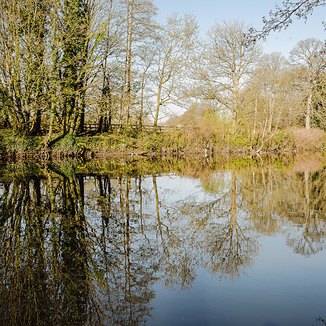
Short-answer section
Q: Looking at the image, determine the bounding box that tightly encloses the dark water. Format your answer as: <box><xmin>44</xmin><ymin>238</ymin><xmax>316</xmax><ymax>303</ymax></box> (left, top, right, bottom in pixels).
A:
<box><xmin>0</xmin><ymin>155</ymin><xmax>326</xmax><ymax>326</ymax></box>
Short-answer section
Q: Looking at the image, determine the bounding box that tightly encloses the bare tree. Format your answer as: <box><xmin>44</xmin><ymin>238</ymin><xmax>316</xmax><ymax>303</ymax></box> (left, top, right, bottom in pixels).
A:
<box><xmin>150</xmin><ymin>13</ymin><xmax>199</xmax><ymax>127</ymax></box>
<box><xmin>194</xmin><ymin>20</ymin><xmax>262</xmax><ymax>132</ymax></box>
<box><xmin>136</xmin><ymin>40</ymin><xmax>157</xmax><ymax>127</ymax></box>
<box><xmin>289</xmin><ymin>38</ymin><xmax>326</xmax><ymax>129</ymax></box>
<box><xmin>118</xmin><ymin>0</ymin><xmax>157</xmax><ymax>126</ymax></box>
<box><xmin>247</xmin><ymin>0</ymin><xmax>325</xmax><ymax>41</ymax></box>
<box><xmin>243</xmin><ymin>52</ymin><xmax>297</xmax><ymax>136</ymax></box>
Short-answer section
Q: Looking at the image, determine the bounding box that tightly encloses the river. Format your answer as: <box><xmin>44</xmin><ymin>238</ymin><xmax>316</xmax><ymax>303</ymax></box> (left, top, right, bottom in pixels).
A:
<box><xmin>0</xmin><ymin>154</ymin><xmax>325</xmax><ymax>325</ymax></box>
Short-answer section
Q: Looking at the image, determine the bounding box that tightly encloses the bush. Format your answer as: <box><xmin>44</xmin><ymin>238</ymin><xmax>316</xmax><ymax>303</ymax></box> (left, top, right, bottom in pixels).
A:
<box><xmin>271</xmin><ymin>130</ymin><xmax>296</xmax><ymax>151</ymax></box>
<box><xmin>0</xmin><ymin>129</ymin><xmax>42</xmax><ymax>152</ymax></box>
<box><xmin>289</xmin><ymin>127</ymin><xmax>326</xmax><ymax>150</ymax></box>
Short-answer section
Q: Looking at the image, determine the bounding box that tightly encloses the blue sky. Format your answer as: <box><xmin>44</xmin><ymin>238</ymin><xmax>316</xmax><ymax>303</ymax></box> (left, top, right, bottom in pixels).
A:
<box><xmin>152</xmin><ymin>0</ymin><xmax>326</xmax><ymax>57</ymax></box>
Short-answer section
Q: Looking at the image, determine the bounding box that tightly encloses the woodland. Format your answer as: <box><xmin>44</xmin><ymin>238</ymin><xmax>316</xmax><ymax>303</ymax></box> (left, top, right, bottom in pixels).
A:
<box><xmin>0</xmin><ymin>0</ymin><xmax>326</xmax><ymax>154</ymax></box>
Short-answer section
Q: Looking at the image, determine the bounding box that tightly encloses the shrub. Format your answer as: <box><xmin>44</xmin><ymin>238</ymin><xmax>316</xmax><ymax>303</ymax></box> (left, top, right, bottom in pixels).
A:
<box><xmin>289</xmin><ymin>127</ymin><xmax>326</xmax><ymax>150</ymax></box>
<box><xmin>0</xmin><ymin>130</ymin><xmax>42</xmax><ymax>152</ymax></box>
<box><xmin>271</xmin><ymin>129</ymin><xmax>296</xmax><ymax>151</ymax></box>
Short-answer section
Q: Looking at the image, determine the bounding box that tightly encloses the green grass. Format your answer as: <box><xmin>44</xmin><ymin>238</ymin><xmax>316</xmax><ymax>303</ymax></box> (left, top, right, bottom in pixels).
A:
<box><xmin>0</xmin><ymin>127</ymin><xmax>325</xmax><ymax>155</ymax></box>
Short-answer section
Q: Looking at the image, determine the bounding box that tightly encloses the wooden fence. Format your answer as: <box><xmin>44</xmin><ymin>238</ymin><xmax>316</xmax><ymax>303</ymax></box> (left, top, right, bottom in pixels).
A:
<box><xmin>83</xmin><ymin>123</ymin><xmax>182</xmax><ymax>133</ymax></box>
<box><xmin>0</xmin><ymin>121</ymin><xmax>183</xmax><ymax>134</ymax></box>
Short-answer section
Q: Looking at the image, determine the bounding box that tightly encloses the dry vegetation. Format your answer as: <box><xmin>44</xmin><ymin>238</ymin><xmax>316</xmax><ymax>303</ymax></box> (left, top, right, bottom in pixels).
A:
<box><xmin>289</xmin><ymin>127</ymin><xmax>326</xmax><ymax>151</ymax></box>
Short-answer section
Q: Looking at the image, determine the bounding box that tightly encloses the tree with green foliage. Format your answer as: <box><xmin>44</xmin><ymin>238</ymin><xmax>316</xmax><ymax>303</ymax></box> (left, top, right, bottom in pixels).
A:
<box><xmin>0</xmin><ymin>0</ymin><xmax>49</xmax><ymax>135</ymax></box>
<box><xmin>61</xmin><ymin>0</ymin><xmax>92</xmax><ymax>135</ymax></box>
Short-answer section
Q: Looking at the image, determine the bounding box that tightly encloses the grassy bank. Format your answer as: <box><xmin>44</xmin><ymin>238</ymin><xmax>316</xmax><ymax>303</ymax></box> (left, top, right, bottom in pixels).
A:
<box><xmin>0</xmin><ymin>127</ymin><xmax>325</xmax><ymax>159</ymax></box>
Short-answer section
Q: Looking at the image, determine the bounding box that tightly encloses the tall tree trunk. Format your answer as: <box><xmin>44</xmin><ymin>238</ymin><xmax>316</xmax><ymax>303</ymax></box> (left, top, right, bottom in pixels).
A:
<box><xmin>232</xmin><ymin>72</ymin><xmax>239</xmax><ymax>134</ymax></box>
<box><xmin>154</xmin><ymin>79</ymin><xmax>163</xmax><ymax>128</ymax></box>
<box><xmin>125</xmin><ymin>0</ymin><xmax>134</xmax><ymax>125</ymax></box>
<box><xmin>62</xmin><ymin>0</ymin><xmax>89</xmax><ymax>135</ymax></box>
<box><xmin>306</xmin><ymin>91</ymin><xmax>312</xmax><ymax>130</ymax></box>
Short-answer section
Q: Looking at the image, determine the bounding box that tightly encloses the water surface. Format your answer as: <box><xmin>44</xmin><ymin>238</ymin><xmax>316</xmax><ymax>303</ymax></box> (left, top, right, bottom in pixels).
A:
<box><xmin>0</xmin><ymin>155</ymin><xmax>326</xmax><ymax>325</ymax></box>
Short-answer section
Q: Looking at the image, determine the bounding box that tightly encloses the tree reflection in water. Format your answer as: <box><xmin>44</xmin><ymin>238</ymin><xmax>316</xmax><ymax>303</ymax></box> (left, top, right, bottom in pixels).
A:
<box><xmin>239</xmin><ymin>158</ymin><xmax>326</xmax><ymax>257</ymax></box>
<box><xmin>199</xmin><ymin>169</ymin><xmax>259</xmax><ymax>279</ymax></box>
<box><xmin>0</xmin><ymin>164</ymin><xmax>156</xmax><ymax>326</ymax></box>
<box><xmin>0</xmin><ymin>156</ymin><xmax>325</xmax><ymax>325</ymax></box>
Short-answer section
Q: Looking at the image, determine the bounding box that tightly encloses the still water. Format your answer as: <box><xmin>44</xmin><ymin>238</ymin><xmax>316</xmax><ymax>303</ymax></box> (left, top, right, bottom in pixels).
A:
<box><xmin>0</xmin><ymin>155</ymin><xmax>326</xmax><ymax>326</ymax></box>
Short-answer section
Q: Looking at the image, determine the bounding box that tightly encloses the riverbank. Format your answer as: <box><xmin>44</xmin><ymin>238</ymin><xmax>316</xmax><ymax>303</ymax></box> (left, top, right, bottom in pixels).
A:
<box><xmin>1</xmin><ymin>151</ymin><xmax>325</xmax><ymax>181</ymax></box>
<box><xmin>0</xmin><ymin>127</ymin><xmax>325</xmax><ymax>160</ymax></box>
